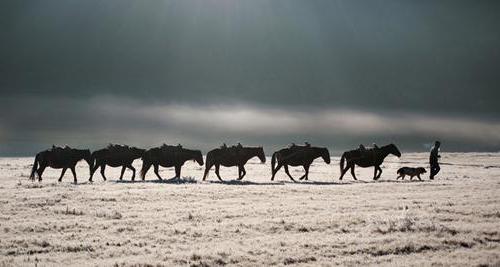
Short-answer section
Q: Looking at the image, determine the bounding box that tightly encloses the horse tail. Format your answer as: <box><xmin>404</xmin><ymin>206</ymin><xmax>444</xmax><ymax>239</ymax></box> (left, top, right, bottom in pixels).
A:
<box><xmin>140</xmin><ymin>152</ymin><xmax>152</xmax><ymax>179</ymax></box>
<box><xmin>203</xmin><ymin>151</ymin><xmax>215</xmax><ymax>180</ymax></box>
<box><xmin>340</xmin><ymin>152</ymin><xmax>346</xmax><ymax>173</ymax></box>
<box><xmin>30</xmin><ymin>153</ymin><xmax>40</xmax><ymax>179</ymax></box>
<box><xmin>271</xmin><ymin>152</ymin><xmax>278</xmax><ymax>174</ymax></box>
<box><xmin>90</xmin><ymin>151</ymin><xmax>98</xmax><ymax>168</ymax></box>
<box><xmin>206</xmin><ymin>151</ymin><xmax>215</xmax><ymax>167</ymax></box>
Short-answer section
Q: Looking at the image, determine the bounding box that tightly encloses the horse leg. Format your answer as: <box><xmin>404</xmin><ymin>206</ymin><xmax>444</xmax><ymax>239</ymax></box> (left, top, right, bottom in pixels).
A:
<box><xmin>175</xmin><ymin>165</ymin><xmax>181</xmax><ymax>179</ymax></box>
<box><xmin>299</xmin><ymin>169</ymin><xmax>306</xmax><ymax>180</ymax></box>
<box><xmin>89</xmin><ymin>164</ymin><xmax>99</xmax><ymax>182</ymax></box>
<box><xmin>339</xmin><ymin>162</ymin><xmax>350</xmax><ymax>180</ymax></box>
<box><xmin>202</xmin><ymin>164</ymin><xmax>212</xmax><ymax>181</ymax></box>
<box><xmin>58</xmin><ymin>168</ymin><xmax>67</xmax><ymax>182</ymax></box>
<box><xmin>417</xmin><ymin>174</ymin><xmax>422</xmax><ymax>181</ymax></box>
<box><xmin>304</xmin><ymin>164</ymin><xmax>310</xmax><ymax>180</ymax></box>
<box><xmin>71</xmin><ymin>166</ymin><xmax>77</xmax><ymax>184</ymax></box>
<box><xmin>100</xmin><ymin>165</ymin><xmax>107</xmax><ymax>181</ymax></box>
<box><xmin>339</xmin><ymin>165</ymin><xmax>347</xmax><ymax>180</ymax></box>
<box><xmin>129</xmin><ymin>165</ymin><xmax>136</xmax><ymax>181</ymax></box>
<box><xmin>350</xmin><ymin>164</ymin><xmax>358</xmax><ymax>180</ymax></box>
<box><xmin>37</xmin><ymin>164</ymin><xmax>47</xmax><ymax>182</ymax></box>
<box><xmin>373</xmin><ymin>167</ymin><xmax>378</xmax><ymax>180</ymax></box>
<box><xmin>299</xmin><ymin>164</ymin><xmax>310</xmax><ymax>180</ymax></box>
<box><xmin>153</xmin><ymin>164</ymin><xmax>163</xmax><ymax>180</ymax></box>
<box><xmin>376</xmin><ymin>166</ymin><xmax>383</xmax><ymax>180</ymax></box>
<box><xmin>142</xmin><ymin>164</ymin><xmax>151</xmax><ymax>181</ymax></box>
<box><xmin>241</xmin><ymin>166</ymin><xmax>247</xmax><ymax>180</ymax></box>
<box><xmin>271</xmin><ymin>163</ymin><xmax>283</xmax><ymax>181</ymax></box>
<box><xmin>238</xmin><ymin>165</ymin><xmax>242</xmax><ymax>181</ymax></box>
<box><xmin>215</xmin><ymin>164</ymin><xmax>223</xmax><ymax>181</ymax></box>
<box><xmin>238</xmin><ymin>165</ymin><xmax>246</xmax><ymax>180</ymax></box>
<box><xmin>119</xmin><ymin>166</ymin><xmax>126</xmax><ymax>180</ymax></box>
<box><xmin>284</xmin><ymin>165</ymin><xmax>296</xmax><ymax>182</ymax></box>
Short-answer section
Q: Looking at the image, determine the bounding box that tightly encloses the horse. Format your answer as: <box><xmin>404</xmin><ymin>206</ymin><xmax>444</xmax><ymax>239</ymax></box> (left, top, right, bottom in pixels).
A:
<box><xmin>89</xmin><ymin>144</ymin><xmax>145</xmax><ymax>182</ymax></box>
<box><xmin>203</xmin><ymin>146</ymin><xmax>266</xmax><ymax>181</ymax></box>
<box><xmin>29</xmin><ymin>146</ymin><xmax>92</xmax><ymax>183</ymax></box>
<box><xmin>271</xmin><ymin>145</ymin><xmax>331</xmax><ymax>182</ymax></box>
<box><xmin>339</xmin><ymin>143</ymin><xmax>401</xmax><ymax>180</ymax></box>
<box><xmin>140</xmin><ymin>144</ymin><xmax>204</xmax><ymax>180</ymax></box>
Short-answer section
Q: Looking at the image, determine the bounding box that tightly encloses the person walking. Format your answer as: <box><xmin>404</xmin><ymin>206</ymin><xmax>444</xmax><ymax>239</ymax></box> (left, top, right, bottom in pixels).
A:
<box><xmin>430</xmin><ymin>141</ymin><xmax>441</xmax><ymax>179</ymax></box>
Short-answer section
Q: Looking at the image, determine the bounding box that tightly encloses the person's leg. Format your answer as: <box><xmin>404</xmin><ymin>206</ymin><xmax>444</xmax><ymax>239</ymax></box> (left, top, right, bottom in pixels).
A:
<box><xmin>430</xmin><ymin>164</ymin><xmax>439</xmax><ymax>179</ymax></box>
<box><xmin>434</xmin><ymin>164</ymin><xmax>441</xmax><ymax>177</ymax></box>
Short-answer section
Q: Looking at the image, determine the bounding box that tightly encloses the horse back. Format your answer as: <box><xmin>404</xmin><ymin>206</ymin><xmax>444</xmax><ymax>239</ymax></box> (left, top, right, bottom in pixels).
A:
<box><xmin>207</xmin><ymin>148</ymin><xmax>240</xmax><ymax>166</ymax></box>
<box><xmin>42</xmin><ymin>149</ymin><xmax>81</xmax><ymax>168</ymax></box>
<box><xmin>145</xmin><ymin>147</ymin><xmax>180</xmax><ymax>167</ymax></box>
<box><xmin>276</xmin><ymin>147</ymin><xmax>317</xmax><ymax>166</ymax></box>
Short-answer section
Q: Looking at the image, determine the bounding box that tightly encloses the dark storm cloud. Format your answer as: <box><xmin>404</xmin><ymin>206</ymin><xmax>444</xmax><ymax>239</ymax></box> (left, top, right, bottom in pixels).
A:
<box><xmin>1</xmin><ymin>1</ymin><xmax>500</xmax><ymax>155</ymax></box>
<box><xmin>1</xmin><ymin>96</ymin><xmax>499</xmax><ymax>155</ymax></box>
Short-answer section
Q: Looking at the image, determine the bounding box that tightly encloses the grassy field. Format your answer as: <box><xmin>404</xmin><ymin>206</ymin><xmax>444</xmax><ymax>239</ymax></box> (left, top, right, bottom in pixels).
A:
<box><xmin>0</xmin><ymin>153</ymin><xmax>499</xmax><ymax>266</ymax></box>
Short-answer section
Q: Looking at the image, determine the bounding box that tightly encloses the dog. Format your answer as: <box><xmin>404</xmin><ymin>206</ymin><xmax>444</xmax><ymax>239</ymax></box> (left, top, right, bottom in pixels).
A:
<box><xmin>396</xmin><ymin>167</ymin><xmax>426</xmax><ymax>180</ymax></box>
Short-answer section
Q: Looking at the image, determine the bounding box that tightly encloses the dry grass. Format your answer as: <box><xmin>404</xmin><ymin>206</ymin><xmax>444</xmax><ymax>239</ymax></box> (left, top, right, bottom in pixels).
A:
<box><xmin>0</xmin><ymin>153</ymin><xmax>499</xmax><ymax>266</ymax></box>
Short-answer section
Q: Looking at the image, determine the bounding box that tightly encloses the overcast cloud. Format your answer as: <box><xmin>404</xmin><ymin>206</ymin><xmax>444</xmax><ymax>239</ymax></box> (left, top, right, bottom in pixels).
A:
<box><xmin>1</xmin><ymin>1</ymin><xmax>500</xmax><ymax>155</ymax></box>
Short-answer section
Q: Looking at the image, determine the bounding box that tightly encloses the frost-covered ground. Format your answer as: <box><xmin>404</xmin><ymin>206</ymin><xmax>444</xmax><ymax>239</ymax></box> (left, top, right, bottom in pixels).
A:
<box><xmin>0</xmin><ymin>153</ymin><xmax>499</xmax><ymax>266</ymax></box>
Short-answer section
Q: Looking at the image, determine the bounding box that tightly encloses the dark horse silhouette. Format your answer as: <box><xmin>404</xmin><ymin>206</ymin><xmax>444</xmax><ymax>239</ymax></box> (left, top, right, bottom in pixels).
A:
<box><xmin>203</xmin><ymin>145</ymin><xmax>266</xmax><ymax>181</ymax></box>
<box><xmin>30</xmin><ymin>146</ymin><xmax>92</xmax><ymax>183</ymax></box>
<box><xmin>271</xmin><ymin>145</ymin><xmax>331</xmax><ymax>182</ymax></box>
<box><xmin>89</xmin><ymin>144</ymin><xmax>145</xmax><ymax>182</ymax></box>
<box><xmin>339</xmin><ymin>143</ymin><xmax>401</xmax><ymax>180</ymax></box>
<box><xmin>140</xmin><ymin>144</ymin><xmax>204</xmax><ymax>180</ymax></box>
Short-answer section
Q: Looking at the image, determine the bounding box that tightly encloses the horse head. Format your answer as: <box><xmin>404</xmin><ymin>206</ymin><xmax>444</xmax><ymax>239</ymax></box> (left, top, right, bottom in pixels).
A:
<box><xmin>386</xmin><ymin>143</ymin><xmax>402</xmax><ymax>157</ymax></box>
<box><xmin>193</xmin><ymin>150</ymin><xmax>204</xmax><ymax>166</ymax></box>
<box><xmin>255</xmin><ymin>147</ymin><xmax>266</xmax><ymax>163</ymax></box>
<box><xmin>319</xmin><ymin>147</ymin><xmax>331</xmax><ymax>164</ymax></box>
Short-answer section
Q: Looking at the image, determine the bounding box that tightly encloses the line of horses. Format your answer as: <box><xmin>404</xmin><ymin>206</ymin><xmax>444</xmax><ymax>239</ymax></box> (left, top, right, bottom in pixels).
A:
<box><xmin>29</xmin><ymin>143</ymin><xmax>402</xmax><ymax>183</ymax></box>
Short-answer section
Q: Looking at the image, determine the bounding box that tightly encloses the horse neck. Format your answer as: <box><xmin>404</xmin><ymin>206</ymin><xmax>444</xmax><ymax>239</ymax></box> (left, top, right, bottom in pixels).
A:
<box><xmin>72</xmin><ymin>149</ymin><xmax>86</xmax><ymax>161</ymax></box>
<box><xmin>178</xmin><ymin>149</ymin><xmax>196</xmax><ymax>162</ymax></box>
<box><xmin>311</xmin><ymin>148</ymin><xmax>326</xmax><ymax>160</ymax></box>
<box><xmin>378</xmin><ymin>146</ymin><xmax>392</xmax><ymax>160</ymax></box>
<box><xmin>129</xmin><ymin>149</ymin><xmax>144</xmax><ymax>159</ymax></box>
<box><xmin>241</xmin><ymin>148</ymin><xmax>260</xmax><ymax>161</ymax></box>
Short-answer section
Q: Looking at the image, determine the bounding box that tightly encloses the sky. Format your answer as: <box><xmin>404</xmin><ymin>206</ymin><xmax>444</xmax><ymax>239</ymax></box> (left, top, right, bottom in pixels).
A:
<box><xmin>1</xmin><ymin>0</ymin><xmax>500</xmax><ymax>156</ymax></box>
